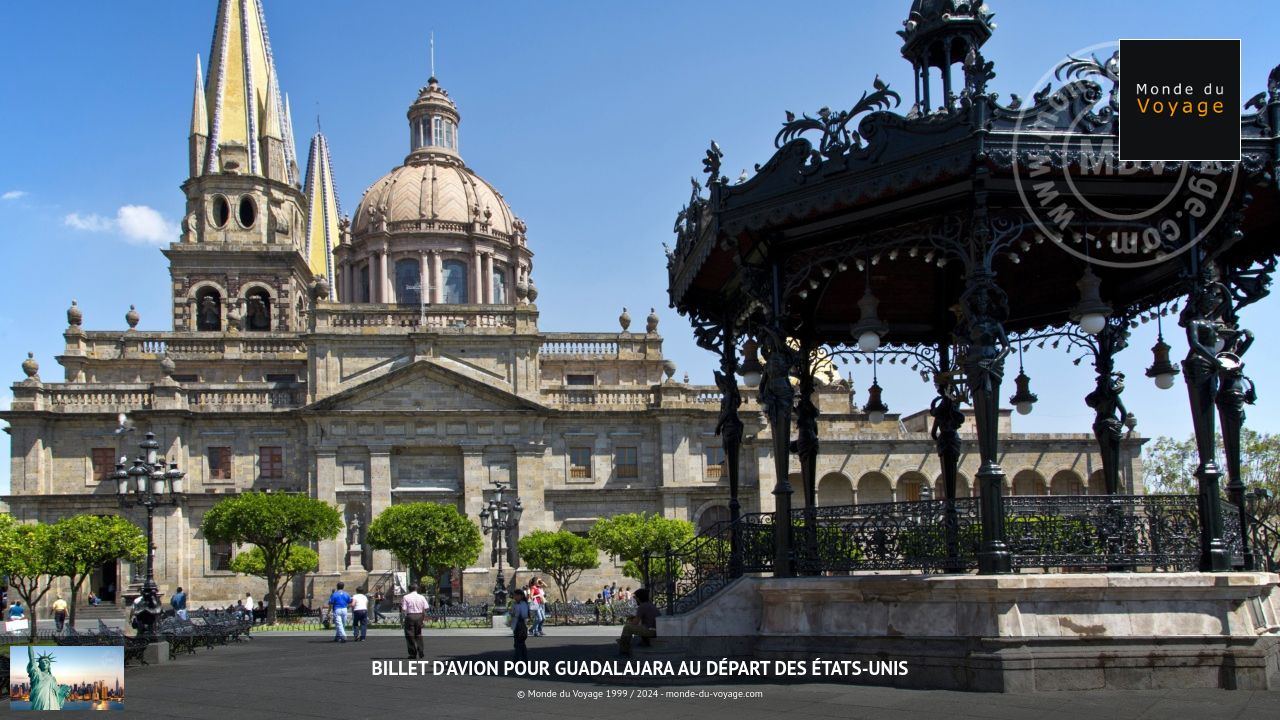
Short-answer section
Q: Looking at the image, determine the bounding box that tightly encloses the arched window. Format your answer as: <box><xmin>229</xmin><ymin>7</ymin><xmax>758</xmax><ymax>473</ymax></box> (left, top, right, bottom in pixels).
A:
<box><xmin>358</xmin><ymin>263</ymin><xmax>371</xmax><ymax>303</ymax></box>
<box><xmin>444</xmin><ymin>119</ymin><xmax>456</xmax><ymax>150</ymax></box>
<box><xmin>395</xmin><ymin>258</ymin><xmax>421</xmax><ymax>305</ymax></box>
<box><xmin>856</xmin><ymin>472</ymin><xmax>892</xmax><ymax>504</ymax></box>
<box><xmin>244</xmin><ymin>288</ymin><xmax>271</xmax><ymax>332</ymax></box>
<box><xmin>195</xmin><ymin>287</ymin><xmax>222</xmax><ymax>331</ymax></box>
<box><xmin>492</xmin><ymin>264</ymin><xmax>507</xmax><ymax>304</ymax></box>
<box><xmin>1012</xmin><ymin>470</ymin><xmax>1047</xmax><ymax>496</ymax></box>
<box><xmin>1052</xmin><ymin>470</ymin><xmax>1086</xmax><ymax>496</ymax></box>
<box><xmin>697</xmin><ymin>506</ymin><xmax>731</xmax><ymax>534</ymax></box>
<box><xmin>817</xmin><ymin>473</ymin><xmax>853</xmax><ymax>506</ymax></box>
<box><xmin>442</xmin><ymin>259</ymin><xmax>467</xmax><ymax>304</ymax></box>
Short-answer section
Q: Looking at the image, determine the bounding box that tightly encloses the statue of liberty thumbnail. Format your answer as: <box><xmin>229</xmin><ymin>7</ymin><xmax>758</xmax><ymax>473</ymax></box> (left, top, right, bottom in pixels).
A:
<box><xmin>26</xmin><ymin>645</ymin><xmax>72</xmax><ymax>710</ymax></box>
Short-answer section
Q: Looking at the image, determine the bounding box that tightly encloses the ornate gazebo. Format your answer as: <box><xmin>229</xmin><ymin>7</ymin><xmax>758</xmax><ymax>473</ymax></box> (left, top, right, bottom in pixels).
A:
<box><xmin>663</xmin><ymin>0</ymin><xmax>1280</xmax><ymax>601</ymax></box>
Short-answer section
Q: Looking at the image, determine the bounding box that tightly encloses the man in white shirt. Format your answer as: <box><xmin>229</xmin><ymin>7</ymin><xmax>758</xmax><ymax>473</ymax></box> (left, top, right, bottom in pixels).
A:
<box><xmin>351</xmin><ymin>587</ymin><xmax>370</xmax><ymax>642</ymax></box>
<box><xmin>241</xmin><ymin>593</ymin><xmax>254</xmax><ymax>622</ymax></box>
<box><xmin>400</xmin><ymin>584</ymin><xmax>428</xmax><ymax>659</ymax></box>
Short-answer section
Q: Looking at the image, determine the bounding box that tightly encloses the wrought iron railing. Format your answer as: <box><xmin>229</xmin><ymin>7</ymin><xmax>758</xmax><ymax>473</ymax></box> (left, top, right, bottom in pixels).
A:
<box><xmin>1005</xmin><ymin>495</ymin><xmax>1201</xmax><ymax>571</ymax></box>
<box><xmin>653</xmin><ymin>512</ymin><xmax>775</xmax><ymax>615</ymax></box>
<box><xmin>654</xmin><ymin>493</ymin><xmax>1252</xmax><ymax>615</ymax></box>
<box><xmin>792</xmin><ymin>498</ymin><xmax>982</xmax><ymax>574</ymax></box>
<box><xmin>1244</xmin><ymin>511</ymin><xmax>1280</xmax><ymax>572</ymax></box>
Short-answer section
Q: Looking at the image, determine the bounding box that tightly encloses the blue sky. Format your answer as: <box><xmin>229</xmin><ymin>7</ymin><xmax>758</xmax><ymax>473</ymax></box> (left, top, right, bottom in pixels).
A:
<box><xmin>2</xmin><ymin>1</ymin><xmax>1279</xmax><ymax>495</ymax></box>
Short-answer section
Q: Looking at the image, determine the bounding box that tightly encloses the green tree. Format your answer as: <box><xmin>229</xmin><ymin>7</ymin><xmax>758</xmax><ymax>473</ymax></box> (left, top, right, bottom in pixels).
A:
<box><xmin>0</xmin><ymin>518</ymin><xmax>61</xmax><ymax>642</ymax></box>
<box><xmin>1144</xmin><ymin>430</ymin><xmax>1280</xmax><ymax>495</ymax></box>
<box><xmin>229</xmin><ymin>545</ymin><xmax>319</xmax><ymax>613</ymax></box>
<box><xmin>588</xmin><ymin>512</ymin><xmax>694</xmax><ymax>584</ymax></box>
<box><xmin>200</xmin><ymin>492</ymin><xmax>342</xmax><ymax>623</ymax></box>
<box><xmin>517</xmin><ymin>530</ymin><xmax>599</xmax><ymax>603</ymax></box>
<box><xmin>1145</xmin><ymin>431</ymin><xmax>1280</xmax><ymax>568</ymax></box>
<box><xmin>51</xmin><ymin>515</ymin><xmax>146</xmax><ymax>628</ymax></box>
<box><xmin>367</xmin><ymin>503</ymin><xmax>483</xmax><ymax>594</ymax></box>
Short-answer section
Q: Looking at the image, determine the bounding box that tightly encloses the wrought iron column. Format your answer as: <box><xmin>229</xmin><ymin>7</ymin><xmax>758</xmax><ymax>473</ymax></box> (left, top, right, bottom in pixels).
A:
<box><xmin>793</xmin><ymin>338</ymin><xmax>820</xmax><ymax>574</ymax></box>
<box><xmin>1087</xmin><ymin>318</ymin><xmax>1130</xmax><ymax>495</ymax></box>
<box><xmin>1180</xmin><ymin>259</ymin><xmax>1231</xmax><ymax>572</ymax></box>
<box><xmin>713</xmin><ymin>324</ymin><xmax>745</xmax><ymax>578</ymax></box>
<box><xmin>1217</xmin><ymin>315</ymin><xmax>1257</xmax><ymax>570</ymax></box>
<box><xmin>760</xmin><ymin>264</ymin><xmax>795</xmax><ymax>577</ymax></box>
<box><xmin>962</xmin><ymin>269</ymin><xmax>1012</xmax><ymax>574</ymax></box>
<box><xmin>930</xmin><ymin>343</ymin><xmax>965</xmax><ymax>572</ymax></box>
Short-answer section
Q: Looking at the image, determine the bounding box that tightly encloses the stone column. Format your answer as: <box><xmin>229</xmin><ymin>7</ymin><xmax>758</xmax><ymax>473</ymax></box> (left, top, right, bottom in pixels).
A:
<box><xmin>314</xmin><ymin>448</ymin><xmax>345</xmax><ymax>574</ymax></box>
<box><xmin>419</xmin><ymin>251</ymin><xmax>429</xmax><ymax>305</ymax></box>
<box><xmin>369</xmin><ymin>448</ymin><xmax>393</xmax><ymax>571</ymax></box>
<box><xmin>431</xmin><ymin>252</ymin><xmax>443</xmax><ymax>304</ymax></box>
<box><xmin>482</xmin><ymin>253</ymin><xmax>494</xmax><ymax>304</ymax></box>
<box><xmin>461</xmin><ymin>446</ymin><xmax>490</xmax><ymax>602</ymax></box>
<box><xmin>473</xmin><ymin>251</ymin><xmax>483</xmax><ymax>304</ymax></box>
<box><xmin>385</xmin><ymin>249</ymin><xmax>396</xmax><ymax>303</ymax></box>
<box><xmin>378</xmin><ymin>248</ymin><xmax>390</xmax><ymax>303</ymax></box>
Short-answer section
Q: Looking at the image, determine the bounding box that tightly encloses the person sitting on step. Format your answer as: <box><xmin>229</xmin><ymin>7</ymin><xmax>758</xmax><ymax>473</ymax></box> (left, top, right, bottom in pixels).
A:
<box><xmin>617</xmin><ymin>588</ymin><xmax>658</xmax><ymax>656</ymax></box>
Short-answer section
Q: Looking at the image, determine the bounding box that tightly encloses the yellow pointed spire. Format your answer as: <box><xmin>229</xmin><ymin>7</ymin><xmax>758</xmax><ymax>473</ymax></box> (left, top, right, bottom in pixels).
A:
<box><xmin>304</xmin><ymin>132</ymin><xmax>341</xmax><ymax>297</ymax></box>
<box><xmin>191</xmin><ymin>55</ymin><xmax>208</xmax><ymax>138</ymax></box>
<box><xmin>282</xmin><ymin>93</ymin><xmax>299</xmax><ymax>185</ymax></box>
<box><xmin>202</xmin><ymin>0</ymin><xmax>292</xmax><ymax>181</ymax></box>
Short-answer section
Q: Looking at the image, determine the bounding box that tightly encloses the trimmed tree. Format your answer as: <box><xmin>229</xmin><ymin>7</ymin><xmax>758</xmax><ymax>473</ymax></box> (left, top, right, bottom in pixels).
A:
<box><xmin>588</xmin><ymin>512</ymin><xmax>694</xmax><ymax>584</ymax></box>
<box><xmin>0</xmin><ymin>517</ymin><xmax>61</xmax><ymax>642</ymax></box>
<box><xmin>200</xmin><ymin>492</ymin><xmax>343</xmax><ymax>624</ymax></box>
<box><xmin>228</xmin><ymin>545</ymin><xmax>320</xmax><ymax>613</ymax></box>
<box><xmin>51</xmin><ymin>515</ymin><xmax>147</xmax><ymax>628</ymax></box>
<box><xmin>367</xmin><ymin>503</ymin><xmax>483</xmax><ymax>594</ymax></box>
<box><xmin>517</xmin><ymin>529</ymin><xmax>599</xmax><ymax>603</ymax></box>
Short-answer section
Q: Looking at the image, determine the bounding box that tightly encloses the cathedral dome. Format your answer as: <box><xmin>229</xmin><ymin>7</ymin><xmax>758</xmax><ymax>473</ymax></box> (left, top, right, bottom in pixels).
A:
<box><xmin>351</xmin><ymin>77</ymin><xmax>524</xmax><ymax>244</ymax></box>
<box><xmin>335</xmin><ymin>76</ymin><xmax>533</xmax><ymax>306</ymax></box>
<box><xmin>352</xmin><ymin>158</ymin><xmax>520</xmax><ymax>240</ymax></box>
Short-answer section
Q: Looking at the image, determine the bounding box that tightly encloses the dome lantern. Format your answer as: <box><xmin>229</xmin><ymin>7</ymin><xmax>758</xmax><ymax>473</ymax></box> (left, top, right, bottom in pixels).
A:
<box><xmin>407</xmin><ymin>76</ymin><xmax>461</xmax><ymax>162</ymax></box>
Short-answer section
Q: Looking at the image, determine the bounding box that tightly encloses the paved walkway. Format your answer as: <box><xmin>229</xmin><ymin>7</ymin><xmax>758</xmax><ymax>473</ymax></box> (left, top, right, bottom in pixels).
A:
<box><xmin>118</xmin><ymin>634</ymin><xmax>1280</xmax><ymax>720</ymax></box>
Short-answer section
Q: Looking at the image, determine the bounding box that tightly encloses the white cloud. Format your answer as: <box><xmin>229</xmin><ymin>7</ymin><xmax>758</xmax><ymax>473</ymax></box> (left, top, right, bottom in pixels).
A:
<box><xmin>2</xmin><ymin>190</ymin><xmax>27</xmax><ymax>200</ymax></box>
<box><xmin>117</xmin><ymin>205</ymin><xmax>178</xmax><ymax>244</ymax></box>
<box><xmin>64</xmin><ymin>205</ymin><xmax>178</xmax><ymax>245</ymax></box>
<box><xmin>64</xmin><ymin>212</ymin><xmax>115</xmax><ymax>232</ymax></box>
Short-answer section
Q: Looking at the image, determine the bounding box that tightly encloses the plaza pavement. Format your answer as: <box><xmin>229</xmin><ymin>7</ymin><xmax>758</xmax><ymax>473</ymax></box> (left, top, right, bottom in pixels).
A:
<box><xmin>114</xmin><ymin>629</ymin><xmax>1280</xmax><ymax>720</ymax></box>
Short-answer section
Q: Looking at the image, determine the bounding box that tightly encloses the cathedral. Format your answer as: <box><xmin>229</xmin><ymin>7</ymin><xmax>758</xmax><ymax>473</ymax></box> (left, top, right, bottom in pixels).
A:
<box><xmin>1</xmin><ymin>0</ymin><xmax>1144</xmax><ymax>607</ymax></box>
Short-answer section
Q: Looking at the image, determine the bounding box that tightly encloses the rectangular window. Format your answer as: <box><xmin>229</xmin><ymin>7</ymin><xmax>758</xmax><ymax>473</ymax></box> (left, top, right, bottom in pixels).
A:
<box><xmin>566</xmin><ymin>374</ymin><xmax>595</xmax><ymax>386</ymax></box>
<box><xmin>259</xmin><ymin>446</ymin><xmax>283</xmax><ymax>480</ymax></box>
<box><xmin>615</xmin><ymin>447</ymin><xmax>638</xmax><ymax>478</ymax></box>
<box><xmin>569</xmin><ymin>447</ymin><xmax>592</xmax><ymax>479</ymax></box>
<box><xmin>705</xmin><ymin>446</ymin><xmax>726</xmax><ymax>478</ymax></box>
<box><xmin>91</xmin><ymin>448</ymin><xmax>117</xmax><ymax>482</ymax></box>
<box><xmin>208</xmin><ymin>446</ymin><xmax>233</xmax><ymax>480</ymax></box>
<box><xmin>209</xmin><ymin>542</ymin><xmax>233</xmax><ymax>572</ymax></box>
<box><xmin>265</xmin><ymin>373</ymin><xmax>296</xmax><ymax>383</ymax></box>
<box><xmin>901</xmin><ymin>482</ymin><xmax>921</xmax><ymax>502</ymax></box>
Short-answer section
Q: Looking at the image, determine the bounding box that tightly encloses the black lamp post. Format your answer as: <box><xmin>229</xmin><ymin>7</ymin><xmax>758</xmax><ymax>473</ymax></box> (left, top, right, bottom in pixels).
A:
<box><xmin>109</xmin><ymin>431</ymin><xmax>184</xmax><ymax>637</ymax></box>
<box><xmin>478</xmin><ymin>480</ymin><xmax>522</xmax><ymax>607</ymax></box>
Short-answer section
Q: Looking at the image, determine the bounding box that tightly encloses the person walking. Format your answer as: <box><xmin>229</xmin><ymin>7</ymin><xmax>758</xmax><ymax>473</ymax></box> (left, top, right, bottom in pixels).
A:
<box><xmin>509</xmin><ymin>589</ymin><xmax>530</xmax><ymax>662</ymax></box>
<box><xmin>170</xmin><ymin>587</ymin><xmax>188</xmax><ymax>621</ymax></box>
<box><xmin>328</xmin><ymin>582</ymin><xmax>352</xmax><ymax>643</ymax></box>
<box><xmin>400</xmin><ymin>583</ymin><xmax>428</xmax><ymax>659</ymax></box>
<box><xmin>51</xmin><ymin>596</ymin><xmax>69</xmax><ymax>632</ymax></box>
<box><xmin>371</xmin><ymin>591</ymin><xmax>386</xmax><ymax>623</ymax></box>
<box><xmin>527</xmin><ymin>578</ymin><xmax>547</xmax><ymax>637</ymax></box>
<box><xmin>351</xmin><ymin>586</ymin><xmax>369</xmax><ymax>642</ymax></box>
<box><xmin>241</xmin><ymin>593</ymin><xmax>254</xmax><ymax>622</ymax></box>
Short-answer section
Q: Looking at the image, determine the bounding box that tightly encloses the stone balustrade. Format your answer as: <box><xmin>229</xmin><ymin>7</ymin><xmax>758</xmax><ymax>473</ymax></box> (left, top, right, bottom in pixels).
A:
<box><xmin>10</xmin><ymin>382</ymin><xmax>304</xmax><ymax>412</ymax></box>
<box><xmin>65</xmin><ymin>331</ymin><xmax>307</xmax><ymax>360</ymax></box>
<box><xmin>314</xmin><ymin>304</ymin><xmax>522</xmax><ymax>332</ymax></box>
<box><xmin>539</xmin><ymin>340</ymin><xmax>621</xmax><ymax>357</ymax></box>
<box><xmin>540</xmin><ymin>383</ymin><xmax>754</xmax><ymax>411</ymax></box>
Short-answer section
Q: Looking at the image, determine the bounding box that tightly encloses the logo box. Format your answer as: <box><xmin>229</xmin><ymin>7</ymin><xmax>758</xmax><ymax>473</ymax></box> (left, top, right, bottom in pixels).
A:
<box><xmin>1119</xmin><ymin>39</ymin><xmax>1240</xmax><ymax>161</ymax></box>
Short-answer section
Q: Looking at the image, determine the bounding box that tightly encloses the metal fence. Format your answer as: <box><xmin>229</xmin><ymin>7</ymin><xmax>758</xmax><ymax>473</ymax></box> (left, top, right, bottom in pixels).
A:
<box><xmin>654</xmin><ymin>494</ymin><xmax>1247</xmax><ymax>614</ymax></box>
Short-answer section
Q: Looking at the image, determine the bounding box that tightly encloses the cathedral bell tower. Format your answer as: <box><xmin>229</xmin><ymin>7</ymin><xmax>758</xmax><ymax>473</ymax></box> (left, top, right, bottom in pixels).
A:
<box><xmin>167</xmin><ymin>0</ymin><xmax>311</xmax><ymax>333</ymax></box>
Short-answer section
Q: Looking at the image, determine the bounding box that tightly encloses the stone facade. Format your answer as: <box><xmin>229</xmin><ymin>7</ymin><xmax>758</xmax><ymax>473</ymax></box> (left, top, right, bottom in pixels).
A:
<box><xmin>0</xmin><ymin>0</ymin><xmax>1144</xmax><ymax>611</ymax></box>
